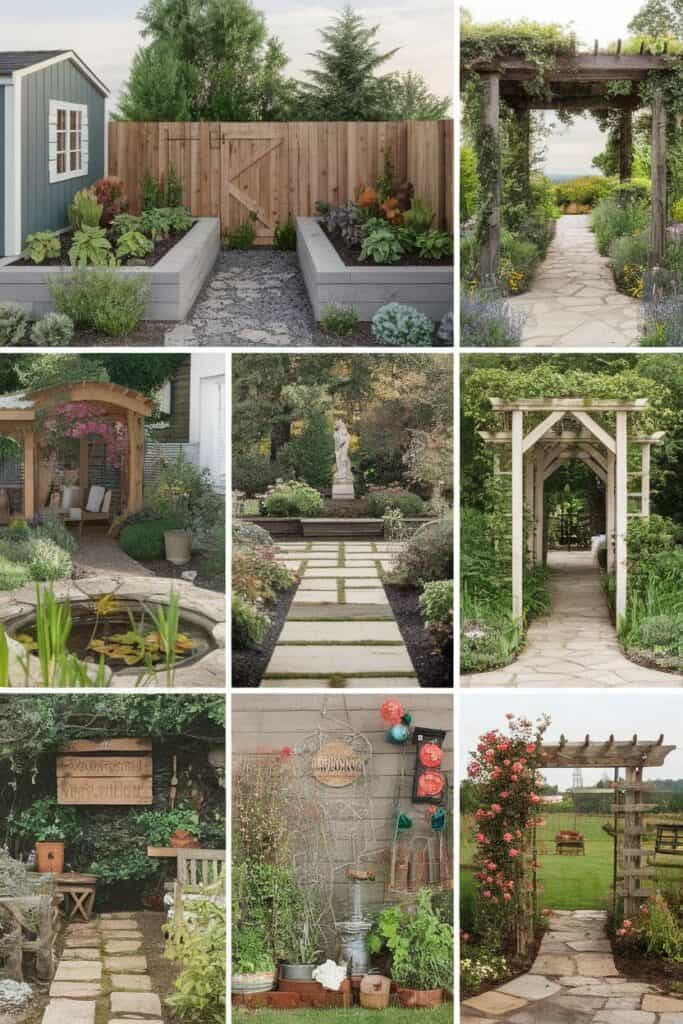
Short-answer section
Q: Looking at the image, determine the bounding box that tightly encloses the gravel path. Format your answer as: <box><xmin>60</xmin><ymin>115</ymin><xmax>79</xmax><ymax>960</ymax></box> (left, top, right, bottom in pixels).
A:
<box><xmin>73</xmin><ymin>533</ymin><xmax>153</xmax><ymax>577</ymax></box>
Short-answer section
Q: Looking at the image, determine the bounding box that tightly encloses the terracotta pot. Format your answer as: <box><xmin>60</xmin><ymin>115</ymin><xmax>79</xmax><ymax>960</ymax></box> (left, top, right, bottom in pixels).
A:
<box><xmin>35</xmin><ymin>841</ymin><xmax>65</xmax><ymax>875</ymax></box>
<box><xmin>170</xmin><ymin>829</ymin><xmax>201</xmax><ymax>849</ymax></box>
<box><xmin>232</xmin><ymin>970</ymin><xmax>278</xmax><ymax>995</ymax></box>
<box><xmin>396</xmin><ymin>987</ymin><xmax>443</xmax><ymax>1008</ymax></box>
<box><xmin>164</xmin><ymin>529</ymin><xmax>192</xmax><ymax>565</ymax></box>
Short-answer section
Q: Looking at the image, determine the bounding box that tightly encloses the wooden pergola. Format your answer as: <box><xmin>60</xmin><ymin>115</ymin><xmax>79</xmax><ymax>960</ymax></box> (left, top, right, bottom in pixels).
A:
<box><xmin>479</xmin><ymin>397</ymin><xmax>666</xmax><ymax>624</ymax></box>
<box><xmin>468</xmin><ymin>51</ymin><xmax>677</xmax><ymax>282</ymax></box>
<box><xmin>0</xmin><ymin>382</ymin><xmax>152</xmax><ymax>519</ymax></box>
<box><xmin>543</xmin><ymin>734</ymin><xmax>676</xmax><ymax>918</ymax></box>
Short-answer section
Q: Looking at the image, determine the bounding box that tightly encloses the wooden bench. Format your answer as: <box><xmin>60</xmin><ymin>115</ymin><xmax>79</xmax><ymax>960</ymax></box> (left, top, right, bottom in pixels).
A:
<box><xmin>555</xmin><ymin>831</ymin><xmax>585</xmax><ymax>855</ymax></box>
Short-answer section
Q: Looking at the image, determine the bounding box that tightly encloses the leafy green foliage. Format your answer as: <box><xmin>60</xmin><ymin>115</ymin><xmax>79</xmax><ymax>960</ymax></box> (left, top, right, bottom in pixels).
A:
<box><xmin>0</xmin><ymin>304</ymin><xmax>28</xmax><ymax>345</ymax></box>
<box><xmin>232</xmin><ymin>924</ymin><xmax>275</xmax><ymax>974</ymax></box>
<box><xmin>288</xmin><ymin>407</ymin><xmax>335</xmax><ymax>491</ymax></box>
<box><xmin>389</xmin><ymin>516</ymin><xmax>453</xmax><ymax>583</ymax></box>
<box><xmin>50</xmin><ymin>269</ymin><xmax>149</xmax><ymax>337</ymax></box>
<box><xmin>359</xmin><ymin>225</ymin><xmax>405</xmax><ymax>263</ymax></box>
<box><xmin>140</xmin><ymin>207</ymin><xmax>174</xmax><ymax>241</ymax></box>
<box><xmin>419</xmin><ymin>579</ymin><xmax>453</xmax><ymax>642</ymax></box>
<box><xmin>232</xmin><ymin>591</ymin><xmax>270</xmax><ymax>648</ymax></box>
<box><xmin>116</xmin><ymin>230</ymin><xmax>154</xmax><ymax>261</ymax></box>
<box><xmin>415</xmin><ymin>230</ymin><xmax>453</xmax><ymax>259</ymax></box>
<box><xmin>119</xmin><ymin>517</ymin><xmax>184</xmax><ymax>561</ymax></box>
<box><xmin>166</xmin><ymin>895</ymin><xmax>226</xmax><ymax>1022</ymax></box>
<box><xmin>68</xmin><ymin>227</ymin><xmax>114</xmax><ymax>268</ymax></box>
<box><xmin>366</xmin><ymin>487</ymin><xmax>425</xmax><ymax>518</ymax></box>
<box><xmin>554</xmin><ymin>176</ymin><xmax>616</xmax><ymax>207</ymax></box>
<box><xmin>8</xmin><ymin>797</ymin><xmax>82</xmax><ymax>843</ymax></box>
<box><xmin>25</xmin><ymin>231</ymin><xmax>61</xmax><ymax>264</ymax></box>
<box><xmin>68</xmin><ymin>189</ymin><xmax>103</xmax><ymax>229</ymax></box>
<box><xmin>134</xmin><ymin>808</ymin><xmax>200</xmax><ymax>844</ymax></box>
<box><xmin>224</xmin><ymin>213</ymin><xmax>257</xmax><ymax>249</ymax></box>
<box><xmin>30</xmin><ymin>313</ymin><xmax>74</xmax><ymax>346</ymax></box>
<box><xmin>590</xmin><ymin>196</ymin><xmax>649</xmax><ymax>256</ymax></box>
<box><xmin>263</xmin><ymin>480</ymin><xmax>323</xmax><ymax>517</ymax></box>
<box><xmin>460</xmin><ymin>146</ymin><xmax>478</xmax><ymax>223</ymax></box>
<box><xmin>320</xmin><ymin>304</ymin><xmax>359</xmax><ymax>336</ymax></box>
<box><xmin>403</xmin><ymin>198</ymin><xmax>434</xmax><ymax>234</ymax></box>
<box><xmin>273</xmin><ymin>218</ymin><xmax>297</xmax><ymax>250</ymax></box>
<box><xmin>372</xmin><ymin>303</ymin><xmax>434</xmax><ymax>346</ymax></box>
<box><xmin>367</xmin><ymin>889</ymin><xmax>454</xmax><ymax>990</ymax></box>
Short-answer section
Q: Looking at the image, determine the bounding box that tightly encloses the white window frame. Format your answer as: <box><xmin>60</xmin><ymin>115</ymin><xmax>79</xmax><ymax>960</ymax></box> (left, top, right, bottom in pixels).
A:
<box><xmin>48</xmin><ymin>99</ymin><xmax>89</xmax><ymax>184</ymax></box>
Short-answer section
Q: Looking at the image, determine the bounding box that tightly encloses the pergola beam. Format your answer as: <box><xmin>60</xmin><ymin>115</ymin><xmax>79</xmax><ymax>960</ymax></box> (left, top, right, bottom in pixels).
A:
<box><xmin>542</xmin><ymin>739</ymin><xmax>675</xmax><ymax>768</ymax></box>
<box><xmin>489</xmin><ymin>397</ymin><xmax>648</xmax><ymax>412</ymax></box>
<box><xmin>470</xmin><ymin>53</ymin><xmax>674</xmax><ymax>82</ymax></box>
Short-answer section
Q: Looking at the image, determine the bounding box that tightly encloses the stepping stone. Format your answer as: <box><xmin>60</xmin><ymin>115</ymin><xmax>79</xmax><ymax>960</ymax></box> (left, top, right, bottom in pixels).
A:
<box><xmin>592</xmin><ymin>1014</ymin><xmax>655</xmax><ymax>1023</ymax></box>
<box><xmin>262</xmin><ymin>675</ymin><xmax>417</xmax><ymax>689</ymax></box>
<box><xmin>43</xmin><ymin>1001</ymin><xmax>96</xmax><ymax>1024</ymax></box>
<box><xmin>660</xmin><ymin>1016</ymin><xmax>683</xmax><ymax>1024</ymax></box>
<box><xmin>530</xmin><ymin>955</ymin><xmax>575</xmax><ymax>976</ymax></box>
<box><xmin>100</xmin><ymin>913</ymin><xmax>135</xmax><ymax>919</ymax></box>
<box><xmin>279</xmin><ymin>621</ymin><xmax>401</xmax><ymax>643</ymax></box>
<box><xmin>110</xmin><ymin>992</ymin><xmax>162</xmax><ymax>1016</ymax></box>
<box><xmin>304</xmin><ymin>567</ymin><xmax>378</xmax><ymax>578</ymax></box>
<box><xmin>110</xmin><ymin>974</ymin><xmax>152</xmax><ymax>991</ymax></box>
<box><xmin>266</xmin><ymin>644</ymin><xmax>414</xmax><ymax>675</ymax></box>
<box><xmin>292</xmin><ymin>590</ymin><xmax>340</xmax><ymax>604</ymax></box>
<box><xmin>567</xmin><ymin>940</ymin><xmax>612</xmax><ymax>952</ymax></box>
<box><xmin>50</xmin><ymin>982</ymin><xmax>101</xmax><ymax>998</ymax></box>
<box><xmin>345</xmin><ymin>589</ymin><xmax>389</xmax><ymax>604</ymax></box>
<box><xmin>100</xmin><ymin>919</ymin><xmax>139</xmax><ymax>931</ymax></box>
<box><xmin>64</xmin><ymin>936</ymin><xmax>101</xmax><ymax>948</ymax></box>
<box><xmin>55</xmin><ymin>961</ymin><xmax>102</xmax><ymax>982</ymax></box>
<box><xmin>499</xmin><ymin>975</ymin><xmax>562</xmax><ymax>1001</ymax></box>
<box><xmin>102</xmin><ymin>930</ymin><xmax>142</xmax><ymax>941</ymax></box>
<box><xmin>643</xmin><ymin>996</ymin><xmax>683</xmax><ymax>1012</ymax></box>
<box><xmin>298</xmin><ymin>579</ymin><xmax>338</xmax><ymax>590</ymax></box>
<box><xmin>104</xmin><ymin>955</ymin><xmax>147</xmax><ymax>972</ymax></box>
<box><xmin>574</xmin><ymin>954</ymin><xmax>619</xmax><ymax>977</ymax></box>
<box><xmin>104</xmin><ymin>939</ymin><xmax>142</xmax><ymax>953</ymax></box>
<box><xmin>463</xmin><ymin>990</ymin><xmax>528</xmax><ymax>1015</ymax></box>
<box><xmin>62</xmin><ymin>948</ymin><xmax>101</xmax><ymax>960</ymax></box>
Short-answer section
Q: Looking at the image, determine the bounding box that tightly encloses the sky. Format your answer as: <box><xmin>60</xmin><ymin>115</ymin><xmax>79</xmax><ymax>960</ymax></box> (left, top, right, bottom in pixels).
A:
<box><xmin>463</xmin><ymin>0</ymin><xmax>653</xmax><ymax>175</ymax></box>
<box><xmin>460</xmin><ymin>692</ymin><xmax>683</xmax><ymax>789</ymax></box>
<box><xmin>1</xmin><ymin>0</ymin><xmax>453</xmax><ymax>114</ymax></box>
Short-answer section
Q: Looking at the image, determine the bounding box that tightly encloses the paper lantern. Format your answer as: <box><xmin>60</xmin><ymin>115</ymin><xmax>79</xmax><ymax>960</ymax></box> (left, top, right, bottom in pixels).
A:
<box><xmin>417</xmin><ymin>771</ymin><xmax>445</xmax><ymax>799</ymax></box>
<box><xmin>380</xmin><ymin>699</ymin><xmax>404</xmax><ymax>725</ymax></box>
<box><xmin>419</xmin><ymin>743</ymin><xmax>443</xmax><ymax>768</ymax></box>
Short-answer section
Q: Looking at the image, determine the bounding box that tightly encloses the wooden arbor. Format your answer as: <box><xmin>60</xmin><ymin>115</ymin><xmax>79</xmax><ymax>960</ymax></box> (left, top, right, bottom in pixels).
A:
<box><xmin>0</xmin><ymin>382</ymin><xmax>152</xmax><ymax>519</ymax></box>
<box><xmin>479</xmin><ymin>397</ymin><xmax>666</xmax><ymax>624</ymax></box>
<box><xmin>469</xmin><ymin>51</ymin><xmax>676</xmax><ymax>282</ymax></box>
<box><xmin>543</xmin><ymin>735</ymin><xmax>675</xmax><ymax>919</ymax></box>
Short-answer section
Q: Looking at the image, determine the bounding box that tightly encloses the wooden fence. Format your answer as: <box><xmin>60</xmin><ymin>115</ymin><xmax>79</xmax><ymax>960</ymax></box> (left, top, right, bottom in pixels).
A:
<box><xmin>108</xmin><ymin>120</ymin><xmax>453</xmax><ymax>243</ymax></box>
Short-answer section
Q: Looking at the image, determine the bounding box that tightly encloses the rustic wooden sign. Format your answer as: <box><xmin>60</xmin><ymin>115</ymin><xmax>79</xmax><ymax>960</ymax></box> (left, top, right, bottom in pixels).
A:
<box><xmin>57</xmin><ymin>738</ymin><xmax>153</xmax><ymax>806</ymax></box>
<box><xmin>312</xmin><ymin>741</ymin><xmax>364</xmax><ymax>788</ymax></box>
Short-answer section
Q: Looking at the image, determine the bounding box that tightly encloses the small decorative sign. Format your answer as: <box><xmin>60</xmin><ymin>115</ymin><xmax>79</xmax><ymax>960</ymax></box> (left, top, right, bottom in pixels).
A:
<box><xmin>312</xmin><ymin>741</ymin><xmax>364</xmax><ymax>788</ymax></box>
<box><xmin>412</xmin><ymin>727</ymin><xmax>447</xmax><ymax>805</ymax></box>
<box><xmin>57</xmin><ymin>738</ymin><xmax>153</xmax><ymax>806</ymax></box>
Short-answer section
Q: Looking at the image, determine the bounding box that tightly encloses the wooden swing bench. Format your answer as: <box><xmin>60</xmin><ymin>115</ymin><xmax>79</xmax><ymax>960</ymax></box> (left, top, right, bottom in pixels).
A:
<box><xmin>555</xmin><ymin>830</ymin><xmax>585</xmax><ymax>855</ymax></box>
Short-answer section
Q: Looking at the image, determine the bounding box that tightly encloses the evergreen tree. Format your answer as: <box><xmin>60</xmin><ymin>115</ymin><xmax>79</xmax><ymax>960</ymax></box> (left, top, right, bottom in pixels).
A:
<box><xmin>117</xmin><ymin>42</ymin><xmax>192</xmax><ymax>121</ymax></box>
<box><xmin>377</xmin><ymin>71</ymin><xmax>451</xmax><ymax>120</ymax></box>
<box><xmin>292</xmin><ymin>407</ymin><xmax>335</xmax><ymax>492</ymax></box>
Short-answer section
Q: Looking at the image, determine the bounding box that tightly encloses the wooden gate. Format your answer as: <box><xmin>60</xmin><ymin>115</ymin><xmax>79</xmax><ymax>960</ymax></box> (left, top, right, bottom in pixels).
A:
<box><xmin>220</xmin><ymin>124</ymin><xmax>288</xmax><ymax>244</ymax></box>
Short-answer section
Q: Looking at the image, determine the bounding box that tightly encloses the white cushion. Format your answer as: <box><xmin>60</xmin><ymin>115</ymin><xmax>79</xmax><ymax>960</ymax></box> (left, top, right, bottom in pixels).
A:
<box><xmin>85</xmin><ymin>485</ymin><xmax>105</xmax><ymax>513</ymax></box>
<box><xmin>61</xmin><ymin>485</ymin><xmax>81</xmax><ymax>512</ymax></box>
<box><xmin>101</xmin><ymin>490</ymin><xmax>112</xmax><ymax>515</ymax></box>
<box><xmin>68</xmin><ymin>508</ymin><xmax>82</xmax><ymax>521</ymax></box>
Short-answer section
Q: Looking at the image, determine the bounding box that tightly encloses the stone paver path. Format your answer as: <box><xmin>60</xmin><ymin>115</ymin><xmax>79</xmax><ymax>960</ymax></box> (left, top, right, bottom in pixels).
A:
<box><xmin>508</xmin><ymin>216</ymin><xmax>641</xmax><ymax>347</ymax></box>
<box><xmin>262</xmin><ymin>540</ymin><xmax>418</xmax><ymax>687</ymax></box>
<box><xmin>74</xmin><ymin>534</ymin><xmax>153</xmax><ymax>577</ymax></box>
<box><xmin>462</xmin><ymin>550</ymin><xmax>680</xmax><ymax>688</ymax></box>
<box><xmin>42</xmin><ymin>911</ymin><xmax>163</xmax><ymax>1024</ymax></box>
<box><xmin>463</xmin><ymin>909</ymin><xmax>683</xmax><ymax>1023</ymax></box>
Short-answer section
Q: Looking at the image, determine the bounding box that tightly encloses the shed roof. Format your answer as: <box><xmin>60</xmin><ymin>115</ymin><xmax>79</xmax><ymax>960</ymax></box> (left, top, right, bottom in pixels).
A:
<box><xmin>0</xmin><ymin>51</ymin><xmax>67</xmax><ymax>74</ymax></box>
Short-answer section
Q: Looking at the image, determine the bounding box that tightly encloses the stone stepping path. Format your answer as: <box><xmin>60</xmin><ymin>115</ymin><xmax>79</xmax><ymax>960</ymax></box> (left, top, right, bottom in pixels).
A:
<box><xmin>462</xmin><ymin>909</ymin><xmax>683</xmax><ymax>1022</ymax></box>
<box><xmin>262</xmin><ymin>540</ymin><xmax>418</xmax><ymax>687</ymax></box>
<box><xmin>507</xmin><ymin>216</ymin><xmax>641</xmax><ymax>347</ymax></box>
<box><xmin>462</xmin><ymin>550</ymin><xmax>678</xmax><ymax>688</ymax></box>
<box><xmin>42</xmin><ymin>911</ymin><xmax>163</xmax><ymax>1024</ymax></box>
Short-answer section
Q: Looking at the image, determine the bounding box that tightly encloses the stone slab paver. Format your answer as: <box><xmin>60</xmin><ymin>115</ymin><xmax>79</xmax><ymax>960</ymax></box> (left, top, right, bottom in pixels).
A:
<box><xmin>110</xmin><ymin>974</ymin><xmax>153</xmax><ymax>990</ymax></box>
<box><xmin>643</xmin><ymin>996</ymin><xmax>683</xmax><ymax>1012</ymax></box>
<box><xmin>265</xmin><ymin>643</ymin><xmax>416</xmax><ymax>675</ymax></box>
<box><xmin>42</xmin><ymin>1000</ymin><xmax>96</xmax><ymax>1024</ymax></box>
<box><xmin>54</xmin><ymin>961</ymin><xmax>102</xmax><ymax>982</ymax></box>
<box><xmin>499</xmin><ymin>975</ymin><xmax>562</xmax><ymax>1000</ymax></box>
<box><xmin>110</xmin><ymin>992</ymin><xmax>162</xmax><ymax>1016</ymax></box>
<box><xmin>104</xmin><ymin>939</ymin><xmax>142</xmax><ymax>953</ymax></box>
<box><xmin>508</xmin><ymin>216</ymin><xmax>641</xmax><ymax>346</ymax></box>
<box><xmin>104</xmin><ymin>955</ymin><xmax>148</xmax><ymax>971</ymax></box>
<box><xmin>463</xmin><ymin>990</ymin><xmax>529</xmax><ymax>1015</ymax></box>
<box><xmin>279</xmin><ymin>620</ymin><xmax>402</xmax><ymax>643</ymax></box>
<box><xmin>462</xmin><ymin>550</ymin><xmax>679</xmax><ymax>688</ymax></box>
<box><xmin>49</xmin><ymin>982</ymin><xmax>101</xmax><ymax>998</ymax></box>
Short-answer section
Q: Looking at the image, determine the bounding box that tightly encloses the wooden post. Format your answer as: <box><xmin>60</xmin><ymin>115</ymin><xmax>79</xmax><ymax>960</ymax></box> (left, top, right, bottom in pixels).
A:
<box><xmin>641</xmin><ymin>445</ymin><xmax>650</xmax><ymax>516</ymax></box>
<box><xmin>511</xmin><ymin>409</ymin><xmax>524</xmax><ymax>622</ymax></box>
<box><xmin>127</xmin><ymin>412</ymin><xmax>145</xmax><ymax>514</ymax></box>
<box><xmin>618</xmin><ymin>109</ymin><xmax>633</xmax><ymax>182</ymax></box>
<box><xmin>515</xmin><ymin>107</ymin><xmax>531</xmax><ymax>201</ymax></box>
<box><xmin>606</xmin><ymin>452</ymin><xmax>616</xmax><ymax>573</ymax></box>
<box><xmin>79</xmin><ymin>437</ymin><xmax>89</xmax><ymax>501</ymax></box>
<box><xmin>650</xmin><ymin>89</ymin><xmax>667</xmax><ymax>267</ymax></box>
<box><xmin>23</xmin><ymin>431</ymin><xmax>35</xmax><ymax>519</ymax></box>
<box><xmin>534</xmin><ymin>453</ymin><xmax>545</xmax><ymax>565</ymax></box>
<box><xmin>615</xmin><ymin>412</ymin><xmax>628</xmax><ymax>623</ymax></box>
<box><xmin>479</xmin><ymin>72</ymin><xmax>501</xmax><ymax>286</ymax></box>
<box><xmin>524</xmin><ymin>453</ymin><xmax>535</xmax><ymax>560</ymax></box>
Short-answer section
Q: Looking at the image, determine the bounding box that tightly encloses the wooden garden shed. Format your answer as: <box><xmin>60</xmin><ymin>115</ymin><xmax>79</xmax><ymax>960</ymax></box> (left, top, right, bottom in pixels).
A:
<box><xmin>0</xmin><ymin>381</ymin><xmax>152</xmax><ymax>520</ymax></box>
<box><xmin>0</xmin><ymin>50</ymin><xmax>108</xmax><ymax>258</ymax></box>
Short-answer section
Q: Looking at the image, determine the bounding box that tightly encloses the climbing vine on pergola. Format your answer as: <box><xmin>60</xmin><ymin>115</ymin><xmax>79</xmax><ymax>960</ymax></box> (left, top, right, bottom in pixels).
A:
<box><xmin>461</xmin><ymin>25</ymin><xmax>683</xmax><ymax>283</ymax></box>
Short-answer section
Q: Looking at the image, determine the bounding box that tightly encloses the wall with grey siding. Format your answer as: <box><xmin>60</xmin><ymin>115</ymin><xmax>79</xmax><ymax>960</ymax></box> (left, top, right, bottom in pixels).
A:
<box><xmin>21</xmin><ymin>59</ymin><xmax>105</xmax><ymax>241</ymax></box>
<box><xmin>232</xmin><ymin>694</ymin><xmax>454</xmax><ymax>924</ymax></box>
<box><xmin>0</xmin><ymin>86</ymin><xmax>5</xmax><ymax>256</ymax></box>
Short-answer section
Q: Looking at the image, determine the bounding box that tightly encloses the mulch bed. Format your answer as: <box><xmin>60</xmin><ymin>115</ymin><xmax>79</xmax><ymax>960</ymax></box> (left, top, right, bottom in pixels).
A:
<box><xmin>321</xmin><ymin>225</ymin><xmax>453</xmax><ymax>268</ymax></box>
<box><xmin>232</xmin><ymin>583</ymin><xmax>299</xmax><ymax>687</ymax></box>
<box><xmin>385</xmin><ymin>584</ymin><xmax>452</xmax><ymax>688</ymax></box>
<box><xmin>613</xmin><ymin>940</ymin><xmax>683</xmax><ymax>991</ymax></box>
<box><xmin>141</xmin><ymin>554</ymin><xmax>224</xmax><ymax>594</ymax></box>
<box><xmin>10</xmin><ymin>226</ymin><xmax>191</xmax><ymax>268</ymax></box>
<box><xmin>137</xmin><ymin>910</ymin><xmax>182</xmax><ymax>1024</ymax></box>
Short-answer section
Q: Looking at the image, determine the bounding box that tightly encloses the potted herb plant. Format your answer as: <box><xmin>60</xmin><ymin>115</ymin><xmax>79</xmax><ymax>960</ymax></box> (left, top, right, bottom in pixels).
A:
<box><xmin>232</xmin><ymin>925</ymin><xmax>277</xmax><ymax>995</ymax></box>
<box><xmin>367</xmin><ymin>889</ymin><xmax>453</xmax><ymax>1008</ymax></box>
<box><xmin>9</xmin><ymin>798</ymin><xmax>81</xmax><ymax>875</ymax></box>
<box><xmin>134</xmin><ymin>808</ymin><xmax>202</xmax><ymax>849</ymax></box>
<box><xmin>280</xmin><ymin>920</ymin><xmax>324</xmax><ymax>981</ymax></box>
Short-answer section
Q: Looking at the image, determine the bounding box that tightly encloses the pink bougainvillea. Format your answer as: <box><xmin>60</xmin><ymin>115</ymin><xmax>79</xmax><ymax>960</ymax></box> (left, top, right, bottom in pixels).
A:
<box><xmin>467</xmin><ymin>713</ymin><xmax>550</xmax><ymax>950</ymax></box>
<box><xmin>42</xmin><ymin>403</ymin><xmax>128</xmax><ymax>468</ymax></box>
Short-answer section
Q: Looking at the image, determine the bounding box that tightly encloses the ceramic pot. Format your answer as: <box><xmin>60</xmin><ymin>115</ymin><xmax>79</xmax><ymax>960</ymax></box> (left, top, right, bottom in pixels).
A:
<box><xmin>35</xmin><ymin>841</ymin><xmax>65</xmax><ymax>875</ymax></box>
<box><xmin>164</xmin><ymin>529</ymin><xmax>192</xmax><ymax>565</ymax></box>
<box><xmin>170</xmin><ymin>829</ymin><xmax>200</xmax><ymax>849</ymax></box>
<box><xmin>232</xmin><ymin>970</ymin><xmax>278</xmax><ymax>995</ymax></box>
<box><xmin>280</xmin><ymin>963</ymin><xmax>317</xmax><ymax>981</ymax></box>
<box><xmin>396</xmin><ymin>987</ymin><xmax>443</xmax><ymax>1008</ymax></box>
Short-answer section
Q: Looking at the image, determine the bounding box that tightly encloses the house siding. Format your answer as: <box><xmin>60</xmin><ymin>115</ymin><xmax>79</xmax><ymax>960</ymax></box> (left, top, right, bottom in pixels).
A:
<box><xmin>0</xmin><ymin>85</ymin><xmax>5</xmax><ymax>256</ymax></box>
<box><xmin>20</xmin><ymin>59</ymin><xmax>105</xmax><ymax>242</ymax></box>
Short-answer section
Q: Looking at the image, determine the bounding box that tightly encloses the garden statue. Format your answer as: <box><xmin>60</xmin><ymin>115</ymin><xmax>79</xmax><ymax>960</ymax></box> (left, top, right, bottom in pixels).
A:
<box><xmin>332</xmin><ymin>419</ymin><xmax>355</xmax><ymax>500</ymax></box>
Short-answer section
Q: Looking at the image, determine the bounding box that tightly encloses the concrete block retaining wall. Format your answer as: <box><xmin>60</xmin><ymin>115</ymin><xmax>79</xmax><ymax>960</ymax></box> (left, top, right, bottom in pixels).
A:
<box><xmin>0</xmin><ymin>217</ymin><xmax>220</xmax><ymax>321</ymax></box>
<box><xmin>297</xmin><ymin>217</ymin><xmax>453</xmax><ymax>322</ymax></box>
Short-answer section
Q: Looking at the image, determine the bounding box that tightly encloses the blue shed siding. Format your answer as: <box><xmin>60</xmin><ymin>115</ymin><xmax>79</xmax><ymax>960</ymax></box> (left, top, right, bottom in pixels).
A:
<box><xmin>0</xmin><ymin>85</ymin><xmax>5</xmax><ymax>256</ymax></box>
<box><xmin>20</xmin><ymin>59</ymin><xmax>105</xmax><ymax>241</ymax></box>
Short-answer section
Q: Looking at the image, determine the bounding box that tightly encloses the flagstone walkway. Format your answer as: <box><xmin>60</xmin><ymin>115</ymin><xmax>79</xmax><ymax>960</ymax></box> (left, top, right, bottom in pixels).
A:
<box><xmin>262</xmin><ymin>540</ymin><xmax>418</xmax><ymax>687</ymax></box>
<box><xmin>462</xmin><ymin>550</ymin><xmax>680</xmax><ymax>688</ymax></box>
<box><xmin>507</xmin><ymin>216</ymin><xmax>641</xmax><ymax>347</ymax></box>
<box><xmin>42</xmin><ymin>911</ymin><xmax>163</xmax><ymax>1024</ymax></box>
<box><xmin>463</xmin><ymin>909</ymin><xmax>683</xmax><ymax>1023</ymax></box>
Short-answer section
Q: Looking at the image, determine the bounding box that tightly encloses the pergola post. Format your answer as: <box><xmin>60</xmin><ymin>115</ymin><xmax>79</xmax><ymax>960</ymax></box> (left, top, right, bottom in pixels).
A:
<box><xmin>79</xmin><ymin>437</ymin><xmax>89</xmax><ymax>500</ymax></box>
<box><xmin>524</xmin><ymin>453</ymin><xmax>535</xmax><ymax>560</ymax></box>
<box><xmin>127</xmin><ymin>412</ymin><xmax>145</xmax><ymax>515</ymax></box>
<box><xmin>618</xmin><ymin>109</ymin><xmax>633</xmax><ymax>182</ymax></box>
<box><xmin>511</xmin><ymin>409</ymin><xmax>524</xmax><ymax>622</ymax></box>
<box><xmin>615</xmin><ymin>411</ymin><xmax>628</xmax><ymax>623</ymax></box>
<box><xmin>641</xmin><ymin>445</ymin><xmax>651</xmax><ymax>516</ymax></box>
<box><xmin>534</xmin><ymin>453</ymin><xmax>545</xmax><ymax>565</ymax></box>
<box><xmin>23</xmin><ymin>430</ymin><xmax>35</xmax><ymax>520</ymax></box>
<box><xmin>606</xmin><ymin>452</ymin><xmax>616</xmax><ymax>573</ymax></box>
<box><xmin>479</xmin><ymin>72</ymin><xmax>501</xmax><ymax>286</ymax></box>
<box><xmin>650</xmin><ymin>89</ymin><xmax>667</xmax><ymax>267</ymax></box>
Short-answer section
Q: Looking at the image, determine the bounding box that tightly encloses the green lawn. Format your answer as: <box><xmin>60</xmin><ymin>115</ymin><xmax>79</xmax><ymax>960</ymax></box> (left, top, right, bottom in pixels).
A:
<box><xmin>233</xmin><ymin>1009</ymin><xmax>453</xmax><ymax>1023</ymax></box>
<box><xmin>461</xmin><ymin>812</ymin><xmax>683</xmax><ymax>912</ymax></box>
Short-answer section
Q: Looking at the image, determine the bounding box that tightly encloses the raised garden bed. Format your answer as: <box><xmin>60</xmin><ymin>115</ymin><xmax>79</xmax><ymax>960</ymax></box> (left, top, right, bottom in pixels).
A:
<box><xmin>297</xmin><ymin>218</ymin><xmax>453</xmax><ymax>322</ymax></box>
<box><xmin>9</xmin><ymin>226</ymin><xmax>192</xmax><ymax>269</ymax></box>
<box><xmin>0</xmin><ymin>218</ymin><xmax>220</xmax><ymax>321</ymax></box>
<box><xmin>321</xmin><ymin>223</ymin><xmax>453</xmax><ymax>269</ymax></box>
<box><xmin>241</xmin><ymin>515</ymin><xmax>435</xmax><ymax>539</ymax></box>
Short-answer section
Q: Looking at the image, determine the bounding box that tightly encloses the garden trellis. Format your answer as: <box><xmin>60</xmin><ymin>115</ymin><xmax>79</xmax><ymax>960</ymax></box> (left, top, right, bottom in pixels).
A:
<box><xmin>464</xmin><ymin>47</ymin><xmax>676</xmax><ymax>281</ymax></box>
<box><xmin>479</xmin><ymin>396</ymin><xmax>666</xmax><ymax>623</ymax></box>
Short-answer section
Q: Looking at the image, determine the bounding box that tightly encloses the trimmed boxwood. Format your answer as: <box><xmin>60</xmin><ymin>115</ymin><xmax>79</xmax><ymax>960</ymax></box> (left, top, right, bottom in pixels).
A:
<box><xmin>366</xmin><ymin>488</ymin><xmax>425</xmax><ymax>517</ymax></box>
<box><xmin>119</xmin><ymin>517</ymin><xmax>183</xmax><ymax>561</ymax></box>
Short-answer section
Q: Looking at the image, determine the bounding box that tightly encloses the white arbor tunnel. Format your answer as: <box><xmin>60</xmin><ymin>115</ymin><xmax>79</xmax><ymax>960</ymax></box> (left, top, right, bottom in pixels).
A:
<box><xmin>479</xmin><ymin>397</ymin><xmax>666</xmax><ymax>624</ymax></box>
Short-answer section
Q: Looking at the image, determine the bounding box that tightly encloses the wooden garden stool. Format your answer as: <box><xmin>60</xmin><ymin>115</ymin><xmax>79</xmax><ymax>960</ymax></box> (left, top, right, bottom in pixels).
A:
<box><xmin>57</xmin><ymin>873</ymin><xmax>97</xmax><ymax>921</ymax></box>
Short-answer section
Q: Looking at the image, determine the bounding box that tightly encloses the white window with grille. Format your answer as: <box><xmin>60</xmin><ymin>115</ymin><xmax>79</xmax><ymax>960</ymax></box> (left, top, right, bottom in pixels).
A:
<box><xmin>48</xmin><ymin>100</ymin><xmax>89</xmax><ymax>183</ymax></box>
